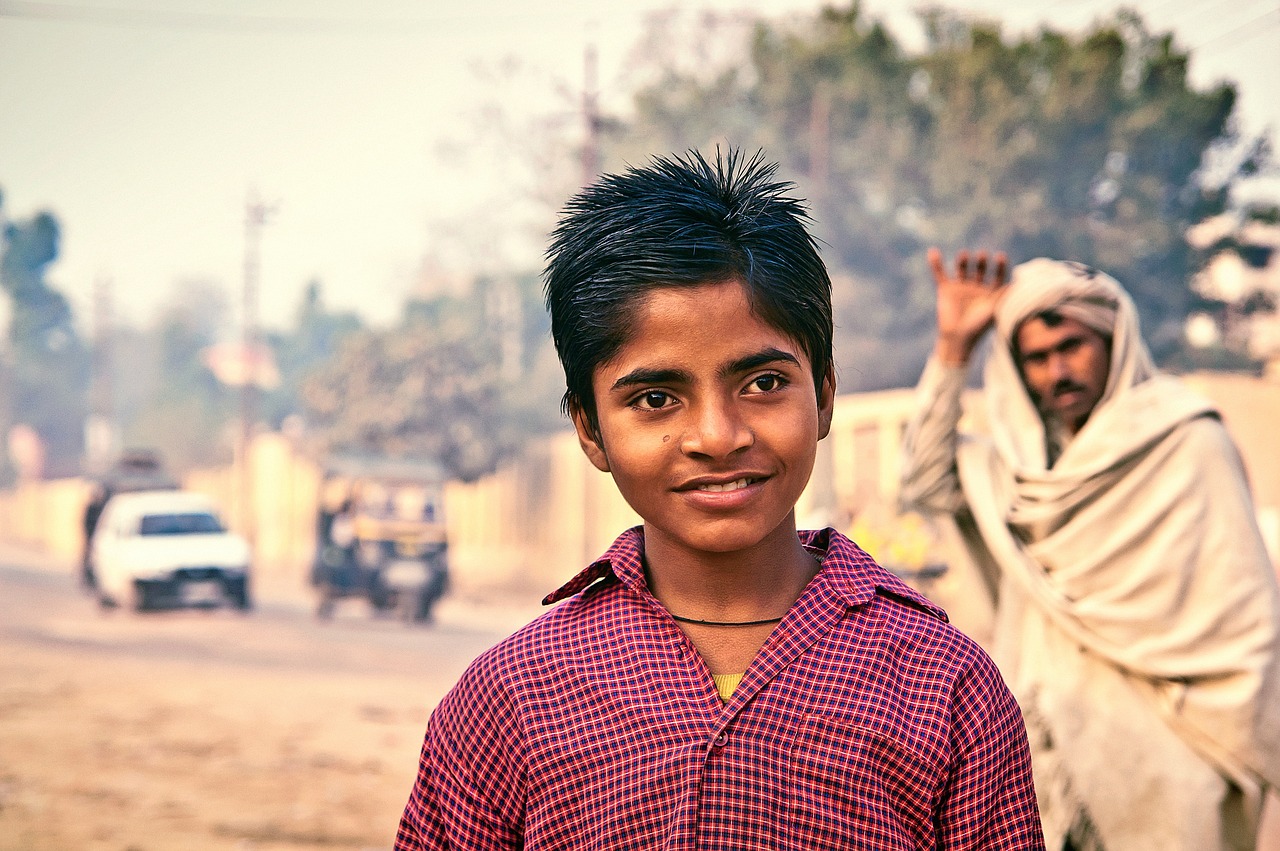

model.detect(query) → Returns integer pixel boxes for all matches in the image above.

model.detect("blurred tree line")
[601,4,1270,389]
[298,273,563,482]
[3,3,1272,484]
[0,185,560,483]
[0,190,89,482]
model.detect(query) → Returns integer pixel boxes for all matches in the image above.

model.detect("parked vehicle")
[81,450,180,590]
[310,455,449,624]
[92,490,252,613]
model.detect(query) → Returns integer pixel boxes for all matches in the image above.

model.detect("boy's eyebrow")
[610,367,693,393]
[609,347,802,393]
[725,347,801,377]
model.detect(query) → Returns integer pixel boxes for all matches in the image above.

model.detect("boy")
[395,150,1043,849]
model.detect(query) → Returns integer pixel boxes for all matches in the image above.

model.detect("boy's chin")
[645,515,798,558]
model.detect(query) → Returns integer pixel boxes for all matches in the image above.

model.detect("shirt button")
[713,732,729,748]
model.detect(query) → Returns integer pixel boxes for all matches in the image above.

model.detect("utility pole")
[580,42,600,187]
[240,194,275,549]
[86,274,115,473]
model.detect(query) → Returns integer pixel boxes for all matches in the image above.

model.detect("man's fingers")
[927,247,946,286]
[930,247,1011,286]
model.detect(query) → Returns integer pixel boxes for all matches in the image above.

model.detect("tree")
[116,279,237,472]
[606,6,1266,389]
[262,279,363,428]
[300,274,562,482]
[0,190,89,478]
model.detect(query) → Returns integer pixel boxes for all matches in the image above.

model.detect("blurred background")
[1,0,1278,848]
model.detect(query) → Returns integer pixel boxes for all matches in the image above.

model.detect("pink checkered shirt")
[396,527,1043,849]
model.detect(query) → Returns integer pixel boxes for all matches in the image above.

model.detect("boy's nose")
[681,399,753,458]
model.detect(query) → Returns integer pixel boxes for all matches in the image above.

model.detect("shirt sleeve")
[935,652,1045,850]
[899,356,971,515]
[395,657,528,850]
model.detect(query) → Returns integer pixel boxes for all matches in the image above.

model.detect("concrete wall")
[0,477,94,562]
[3,373,1276,604]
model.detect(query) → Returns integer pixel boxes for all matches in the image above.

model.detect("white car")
[91,490,252,612]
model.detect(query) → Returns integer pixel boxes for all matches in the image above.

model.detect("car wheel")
[229,578,253,612]
[410,562,447,625]
[129,582,153,613]
[409,587,437,625]
[316,585,336,620]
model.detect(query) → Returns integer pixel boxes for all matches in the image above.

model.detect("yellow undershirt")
[711,672,744,702]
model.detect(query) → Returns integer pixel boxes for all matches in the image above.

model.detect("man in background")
[900,250,1280,850]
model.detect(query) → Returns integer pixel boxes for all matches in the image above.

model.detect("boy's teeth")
[698,478,750,492]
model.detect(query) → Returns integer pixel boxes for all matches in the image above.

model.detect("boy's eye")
[634,390,673,410]
[746,373,787,394]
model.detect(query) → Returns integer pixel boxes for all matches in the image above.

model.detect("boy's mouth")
[683,476,764,493]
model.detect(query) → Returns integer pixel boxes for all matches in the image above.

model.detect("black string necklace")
[665,550,819,628]
[669,613,785,628]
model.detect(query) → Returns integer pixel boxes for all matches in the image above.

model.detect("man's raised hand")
[928,247,1009,366]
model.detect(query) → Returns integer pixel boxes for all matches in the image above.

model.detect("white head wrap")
[983,258,1161,469]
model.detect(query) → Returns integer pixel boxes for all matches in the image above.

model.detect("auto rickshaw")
[310,455,450,624]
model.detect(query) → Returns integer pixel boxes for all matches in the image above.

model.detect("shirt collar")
[543,526,947,623]
[542,527,644,606]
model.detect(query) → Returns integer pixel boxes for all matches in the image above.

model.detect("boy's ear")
[570,400,611,473]
[817,368,836,441]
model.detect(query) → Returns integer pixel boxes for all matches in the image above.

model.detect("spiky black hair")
[542,148,833,431]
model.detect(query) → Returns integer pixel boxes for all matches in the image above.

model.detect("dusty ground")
[2,543,1276,850]
[0,545,539,851]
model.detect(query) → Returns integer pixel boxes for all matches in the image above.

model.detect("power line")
[0,0,658,35]
[1140,0,1272,26]
[1188,6,1280,49]
[0,0,591,34]
[0,0,408,32]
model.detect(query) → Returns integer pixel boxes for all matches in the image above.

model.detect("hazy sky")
[2,0,1277,336]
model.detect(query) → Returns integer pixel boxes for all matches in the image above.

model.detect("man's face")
[1014,315,1111,436]
[572,279,834,564]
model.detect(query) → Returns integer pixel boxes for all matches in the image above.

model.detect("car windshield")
[138,512,224,536]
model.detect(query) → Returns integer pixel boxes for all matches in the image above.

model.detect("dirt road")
[0,545,541,851]
[4,543,1277,849]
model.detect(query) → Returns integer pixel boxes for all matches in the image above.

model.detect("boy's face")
[572,279,834,562]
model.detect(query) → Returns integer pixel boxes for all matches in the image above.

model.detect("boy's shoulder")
[442,528,1009,742]
[472,528,986,687]
[811,528,995,670]
[804,527,945,617]
[443,529,649,698]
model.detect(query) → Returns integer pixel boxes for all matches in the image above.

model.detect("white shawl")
[955,259,1280,849]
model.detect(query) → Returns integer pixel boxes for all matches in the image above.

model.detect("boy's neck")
[642,521,821,623]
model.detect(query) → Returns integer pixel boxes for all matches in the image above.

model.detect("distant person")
[80,482,108,589]
[394,153,1044,849]
[328,497,356,552]
[900,250,1280,849]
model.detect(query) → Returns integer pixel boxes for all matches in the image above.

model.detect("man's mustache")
[1051,380,1088,398]
[1030,380,1089,412]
